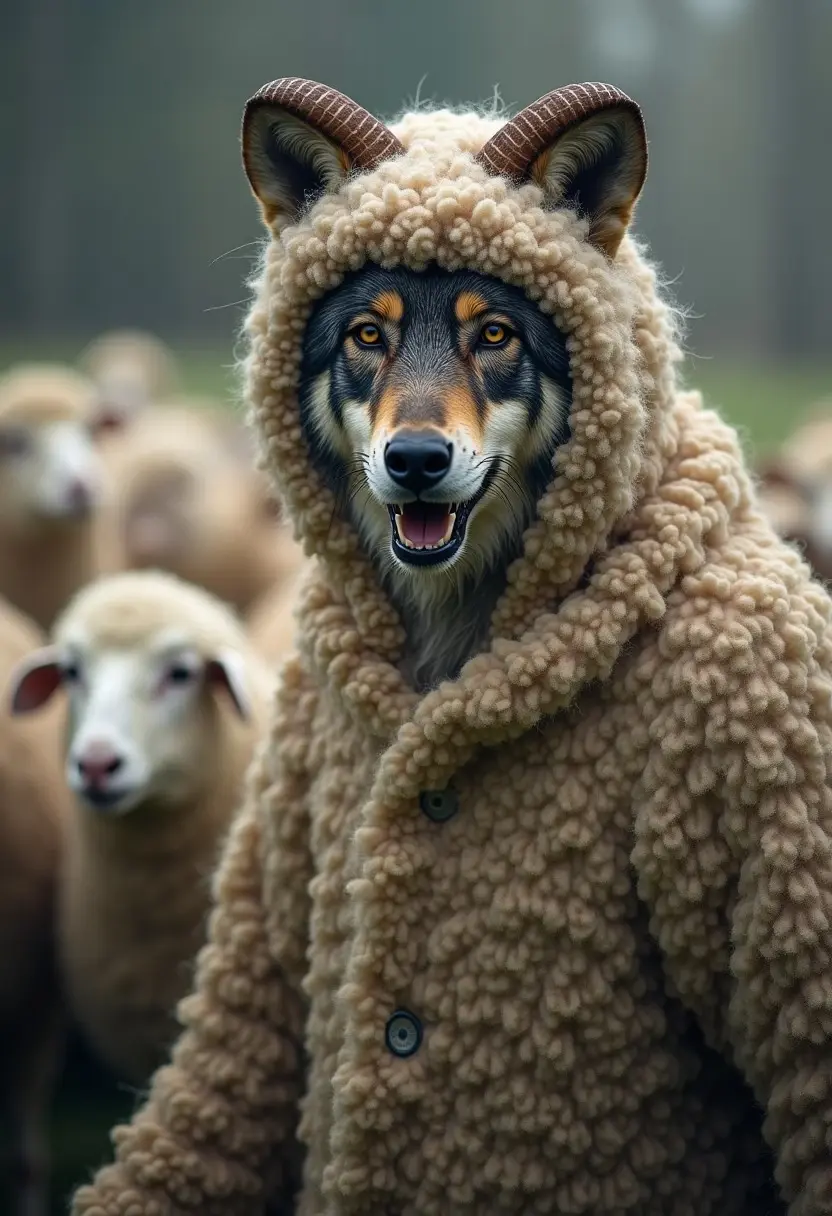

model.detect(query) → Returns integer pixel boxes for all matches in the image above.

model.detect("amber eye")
[353,323,382,347]
[479,322,511,347]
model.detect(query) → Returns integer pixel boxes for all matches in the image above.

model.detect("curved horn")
[243,77,405,171]
[475,82,644,180]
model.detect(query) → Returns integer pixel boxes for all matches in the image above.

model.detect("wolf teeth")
[439,512,456,546]
[394,512,457,550]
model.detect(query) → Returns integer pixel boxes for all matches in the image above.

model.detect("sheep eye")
[166,663,194,685]
[0,427,31,457]
[61,661,81,684]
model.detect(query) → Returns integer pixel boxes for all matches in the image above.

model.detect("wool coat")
[73,102,832,1216]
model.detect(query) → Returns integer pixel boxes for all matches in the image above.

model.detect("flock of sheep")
[756,408,832,584]
[1,331,831,1215]
[0,331,303,1216]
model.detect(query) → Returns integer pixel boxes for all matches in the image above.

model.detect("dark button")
[385,1009,423,1058]
[419,787,458,822]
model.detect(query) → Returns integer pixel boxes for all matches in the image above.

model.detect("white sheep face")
[10,627,250,815]
[0,419,103,522]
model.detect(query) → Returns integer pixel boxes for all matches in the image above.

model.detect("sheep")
[77,328,179,432]
[246,561,307,665]
[0,595,69,1216]
[8,570,274,1087]
[0,363,113,631]
[103,403,305,616]
[756,406,832,582]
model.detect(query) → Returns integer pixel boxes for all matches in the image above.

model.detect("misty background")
[3,0,830,380]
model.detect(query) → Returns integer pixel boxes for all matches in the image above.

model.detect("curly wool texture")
[74,110,832,1215]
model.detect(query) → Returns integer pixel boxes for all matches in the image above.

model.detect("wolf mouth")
[387,480,489,567]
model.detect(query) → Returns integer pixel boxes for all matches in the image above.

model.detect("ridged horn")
[243,77,405,171]
[475,82,644,181]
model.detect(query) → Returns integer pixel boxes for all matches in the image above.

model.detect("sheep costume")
[74,80,832,1216]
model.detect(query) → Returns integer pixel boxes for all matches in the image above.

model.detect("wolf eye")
[479,323,511,347]
[353,324,382,348]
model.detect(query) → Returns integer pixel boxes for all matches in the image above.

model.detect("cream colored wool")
[102,402,304,615]
[245,560,308,665]
[756,410,832,583]
[73,109,832,1215]
[0,364,114,629]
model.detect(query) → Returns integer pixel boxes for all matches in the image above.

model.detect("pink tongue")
[400,503,451,547]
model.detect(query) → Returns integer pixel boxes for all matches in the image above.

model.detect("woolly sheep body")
[756,407,832,581]
[103,404,304,615]
[13,571,273,1085]
[246,562,307,665]
[0,596,68,1216]
[78,329,179,429]
[0,363,114,630]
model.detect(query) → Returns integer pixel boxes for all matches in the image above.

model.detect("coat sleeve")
[71,654,318,1216]
[633,563,832,1215]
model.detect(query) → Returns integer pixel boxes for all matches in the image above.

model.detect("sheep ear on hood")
[242,78,405,232]
[476,83,648,258]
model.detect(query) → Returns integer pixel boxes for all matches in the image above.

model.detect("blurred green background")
[2,0,830,1210]
[4,0,832,458]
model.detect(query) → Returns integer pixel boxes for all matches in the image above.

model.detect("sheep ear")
[476,83,647,258]
[89,405,129,438]
[242,78,405,232]
[206,650,251,720]
[8,648,64,715]
[756,456,809,497]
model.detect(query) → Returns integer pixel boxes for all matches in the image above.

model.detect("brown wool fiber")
[72,107,832,1215]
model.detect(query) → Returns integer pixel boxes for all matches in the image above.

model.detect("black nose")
[384,435,453,496]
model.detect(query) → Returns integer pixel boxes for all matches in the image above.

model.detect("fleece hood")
[242,82,751,740]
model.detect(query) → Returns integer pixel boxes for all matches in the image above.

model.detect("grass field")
[4,340,832,457]
[2,340,829,1211]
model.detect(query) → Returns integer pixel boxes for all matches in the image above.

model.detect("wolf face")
[300,263,571,589]
[241,77,648,686]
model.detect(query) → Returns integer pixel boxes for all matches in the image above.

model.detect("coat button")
[385,1009,423,1058]
[419,788,458,822]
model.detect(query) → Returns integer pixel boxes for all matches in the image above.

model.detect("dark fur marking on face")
[298,264,573,689]
[300,263,570,459]
[299,264,571,521]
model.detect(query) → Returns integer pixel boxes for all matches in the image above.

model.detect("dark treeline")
[2,0,829,358]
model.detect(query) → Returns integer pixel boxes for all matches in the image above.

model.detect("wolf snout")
[384,434,453,496]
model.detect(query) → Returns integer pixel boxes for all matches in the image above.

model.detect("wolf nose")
[384,435,453,495]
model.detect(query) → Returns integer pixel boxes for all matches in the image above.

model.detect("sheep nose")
[66,478,93,514]
[76,743,124,787]
[384,434,453,496]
